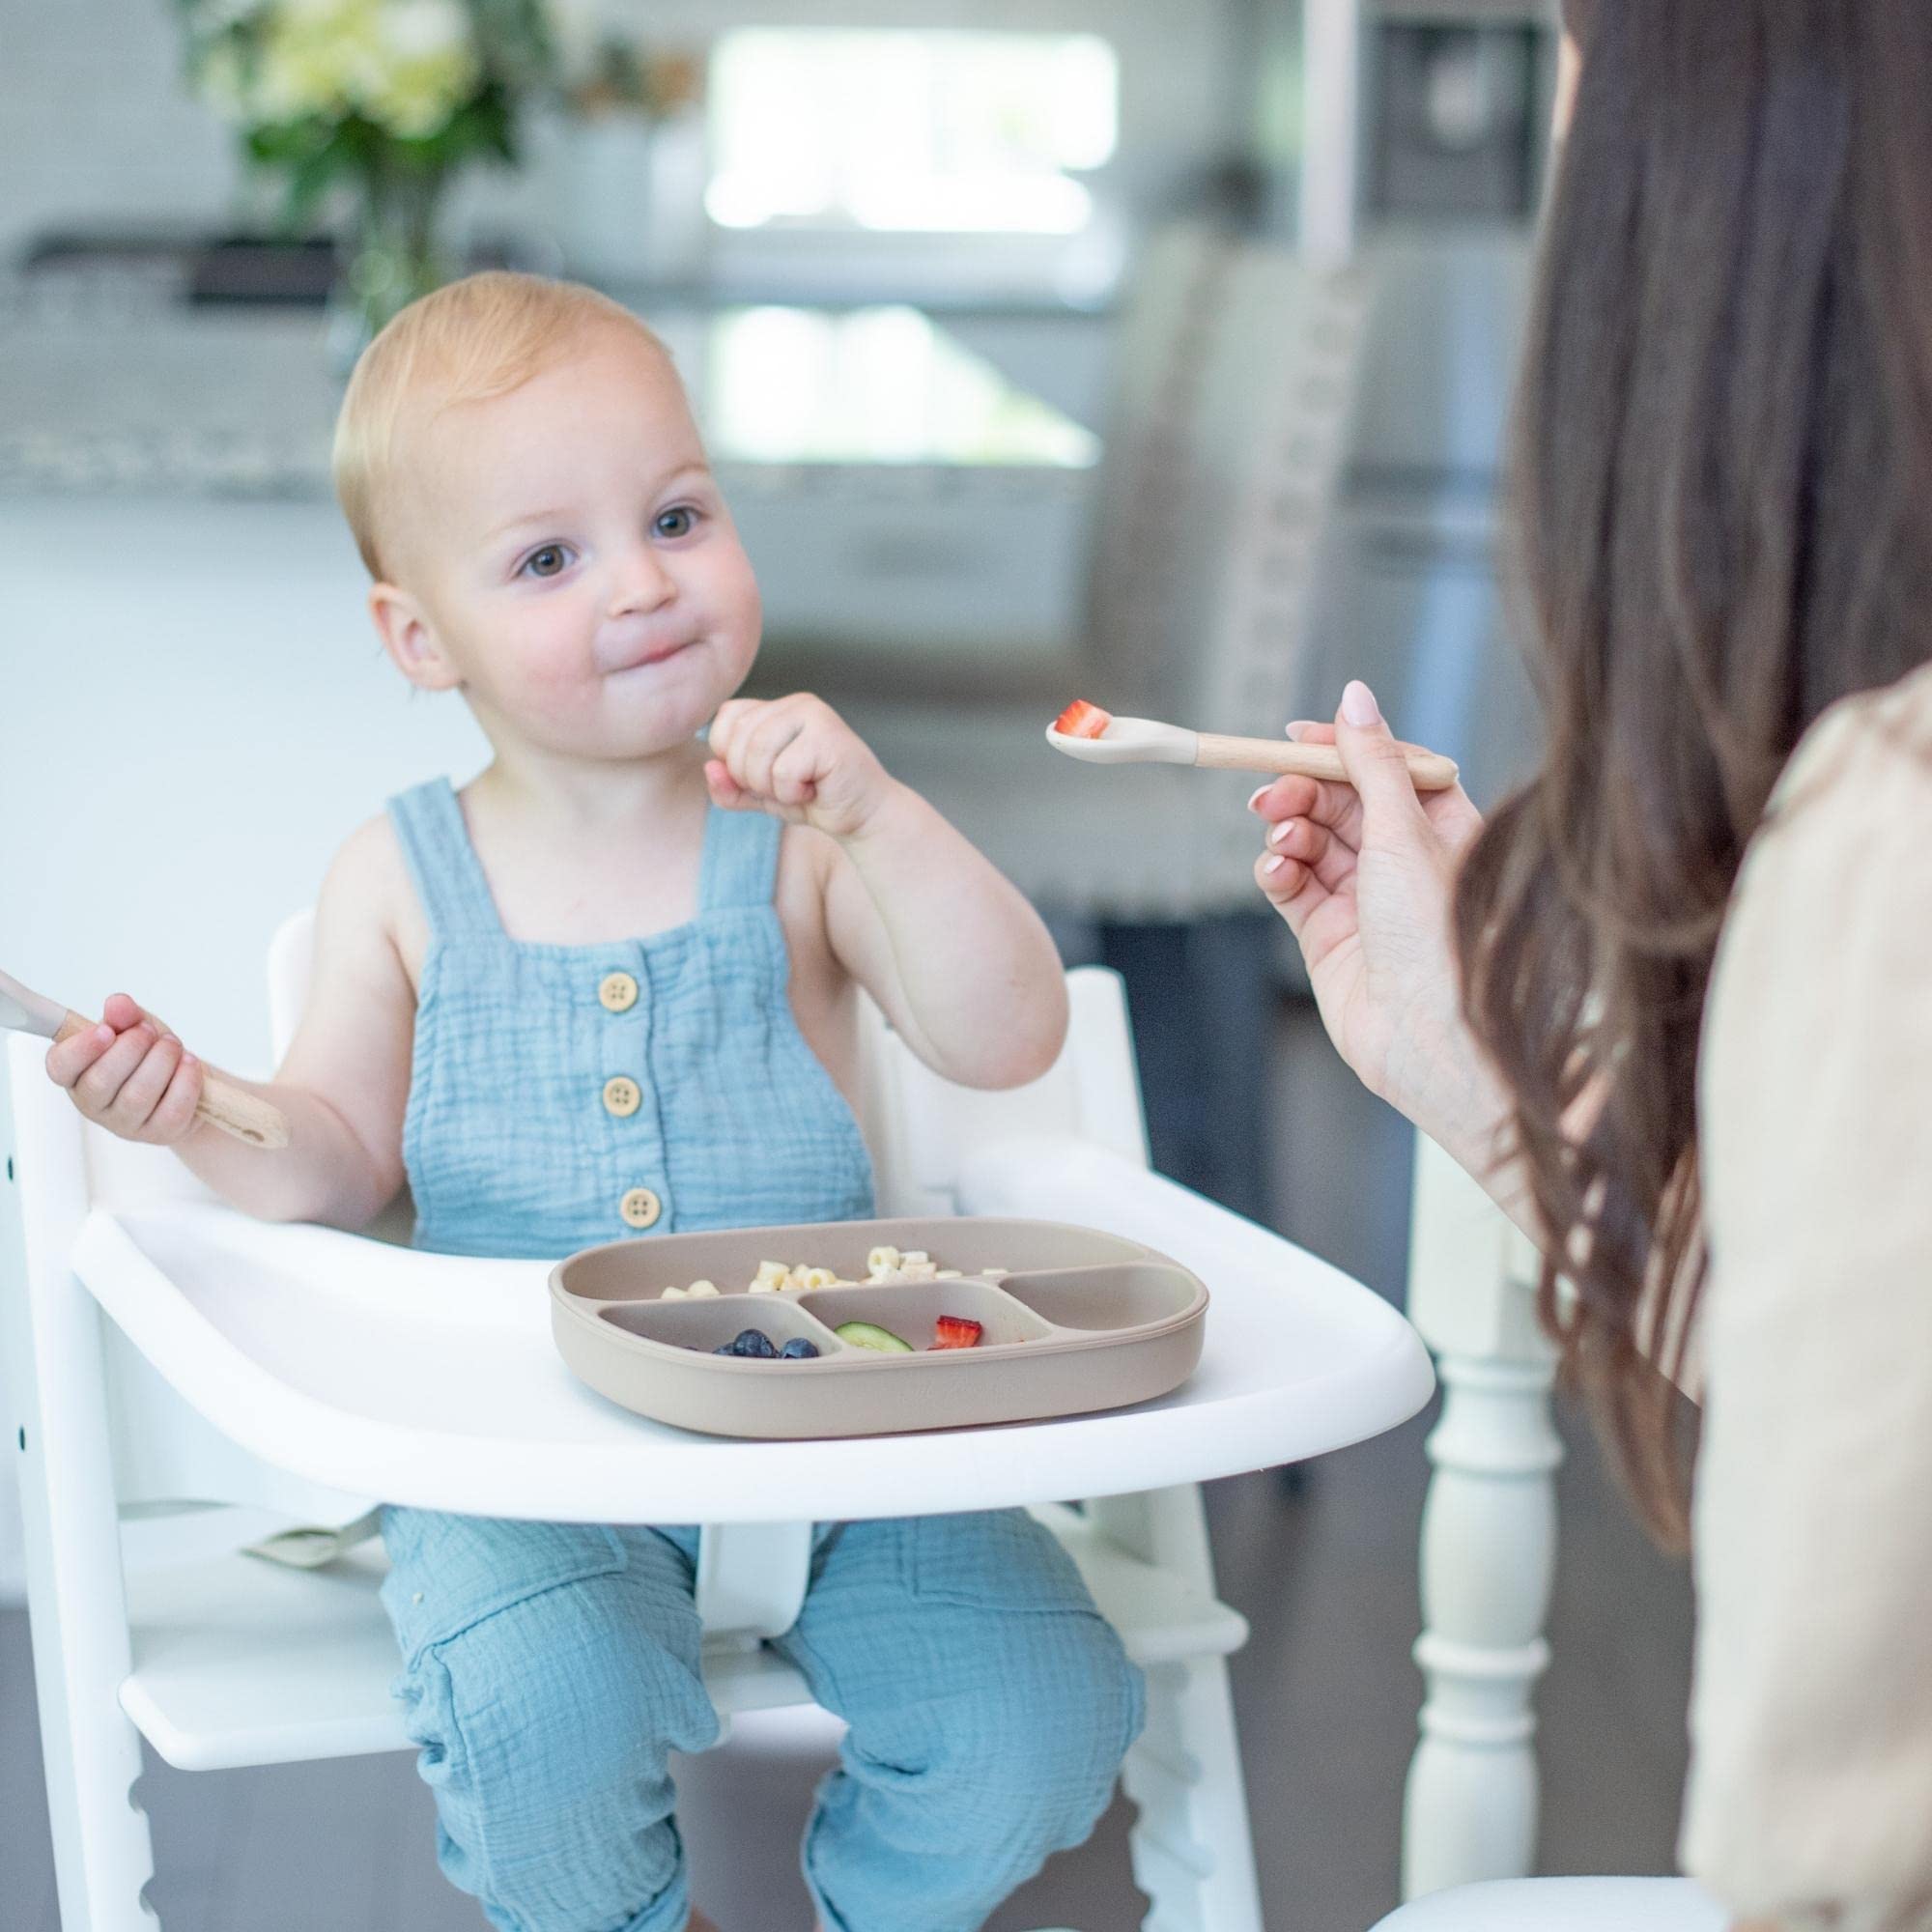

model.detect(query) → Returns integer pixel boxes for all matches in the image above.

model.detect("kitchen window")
[705,29,1119,240]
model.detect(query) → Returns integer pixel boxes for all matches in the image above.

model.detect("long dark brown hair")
[1456,0,1932,1542]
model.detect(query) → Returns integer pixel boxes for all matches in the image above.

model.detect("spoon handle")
[1194,732,1461,791]
[52,1012,291,1149]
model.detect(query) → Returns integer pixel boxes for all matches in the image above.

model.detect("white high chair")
[1,925,1434,1932]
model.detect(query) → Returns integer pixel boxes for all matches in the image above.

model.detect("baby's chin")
[598,663,743,760]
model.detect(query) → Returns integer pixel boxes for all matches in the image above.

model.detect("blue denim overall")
[377,778,1142,1932]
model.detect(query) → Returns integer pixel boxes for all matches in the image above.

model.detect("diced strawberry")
[1052,698,1113,740]
[931,1316,983,1350]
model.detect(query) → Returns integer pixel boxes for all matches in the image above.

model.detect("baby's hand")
[44,991,206,1146]
[705,695,898,840]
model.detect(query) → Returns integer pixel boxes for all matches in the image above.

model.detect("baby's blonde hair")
[332,270,669,582]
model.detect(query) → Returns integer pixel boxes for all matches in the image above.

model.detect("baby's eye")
[521,544,572,579]
[654,506,698,540]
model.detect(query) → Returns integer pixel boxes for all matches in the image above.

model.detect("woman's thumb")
[1335,681,1430,834]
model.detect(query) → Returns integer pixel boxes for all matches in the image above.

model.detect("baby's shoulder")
[315,811,428,980]
[320,810,410,909]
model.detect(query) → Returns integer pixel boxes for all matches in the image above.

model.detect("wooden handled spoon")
[0,966,290,1149]
[1046,699,1460,791]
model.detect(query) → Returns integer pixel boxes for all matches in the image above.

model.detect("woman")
[1253,3,1932,1928]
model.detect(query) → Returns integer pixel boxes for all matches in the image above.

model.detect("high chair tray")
[552,1216,1208,1439]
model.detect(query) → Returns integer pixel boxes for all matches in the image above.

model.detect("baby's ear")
[369,583,462,693]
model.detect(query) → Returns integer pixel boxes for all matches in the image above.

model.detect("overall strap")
[696,806,781,913]
[384,778,506,942]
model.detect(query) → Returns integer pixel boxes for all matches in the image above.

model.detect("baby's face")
[389,325,761,760]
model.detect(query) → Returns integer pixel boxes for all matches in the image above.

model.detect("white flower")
[379,0,470,63]
[361,0,482,136]
[231,0,483,136]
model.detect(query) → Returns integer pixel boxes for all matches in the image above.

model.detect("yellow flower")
[244,0,481,135]
[365,0,482,137]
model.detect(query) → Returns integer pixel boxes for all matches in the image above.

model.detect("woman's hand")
[1251,680,1506,1166]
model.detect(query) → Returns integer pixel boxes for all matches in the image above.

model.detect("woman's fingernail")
[1284,721,1312,741]
[1247,785,1271,811]
[1341,679,1380,726]
[1263,854,1287,875]
[1269,820,1293,848]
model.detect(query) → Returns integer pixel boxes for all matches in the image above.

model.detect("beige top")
[1686,660,1932,1930]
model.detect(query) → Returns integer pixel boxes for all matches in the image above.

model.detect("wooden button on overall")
[619,1186,662,1230]
[598,972,639,1013]
[603,1076,641,1119]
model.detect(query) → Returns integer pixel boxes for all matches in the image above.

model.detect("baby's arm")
[706,696,1067,1089]
[44,815,415,1230]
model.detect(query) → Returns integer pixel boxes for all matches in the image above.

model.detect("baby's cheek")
[515,627,602,708]
[703,543,763,658]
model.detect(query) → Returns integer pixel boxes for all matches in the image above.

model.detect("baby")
[47,271,1142,1932]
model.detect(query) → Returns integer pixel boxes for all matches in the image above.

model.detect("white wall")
[0,497,492,1070]
[0,0,239,265]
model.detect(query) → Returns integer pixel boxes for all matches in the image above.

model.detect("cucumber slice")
[834,1320,915,1355]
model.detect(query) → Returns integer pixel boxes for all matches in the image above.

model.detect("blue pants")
[380,1507,1145,1932]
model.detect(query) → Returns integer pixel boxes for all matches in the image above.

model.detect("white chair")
[1399,1150,1718,1919]
[1400,1132,1558,1900]
[1371,1878,1725,1932]
[1,929,1434,1932]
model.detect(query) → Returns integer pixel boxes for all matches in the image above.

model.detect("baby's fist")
[44,991,205,1146]
[705,695,895,839]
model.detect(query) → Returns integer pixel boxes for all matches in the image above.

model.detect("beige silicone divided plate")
[549,1216,1208,1439]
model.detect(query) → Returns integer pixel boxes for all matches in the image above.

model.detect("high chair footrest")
[119,1546,810,1772]
[115,1515,1243,1773]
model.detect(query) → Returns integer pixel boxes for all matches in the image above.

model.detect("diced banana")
[755,1260,789,1286]
[660,1285,688,1300]
[983,1267,1009,1282]
[867,1244,901,1275]
[749,1279,776,1293]
[902,1250,929,1264]
[688,1280,720,1299]
[936,1269,962,1279]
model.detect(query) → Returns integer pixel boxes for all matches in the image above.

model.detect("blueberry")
[712,1344,736,1355]
[733,1328,779,1358]
[780,1338,820,1360]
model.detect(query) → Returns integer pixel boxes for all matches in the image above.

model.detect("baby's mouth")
[604,637,698,675]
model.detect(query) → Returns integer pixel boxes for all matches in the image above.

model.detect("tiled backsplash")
[0,0,238,267]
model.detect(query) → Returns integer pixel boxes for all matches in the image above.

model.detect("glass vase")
[327,157,455,370]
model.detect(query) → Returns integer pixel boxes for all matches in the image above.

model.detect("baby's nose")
[609,546,676,615]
